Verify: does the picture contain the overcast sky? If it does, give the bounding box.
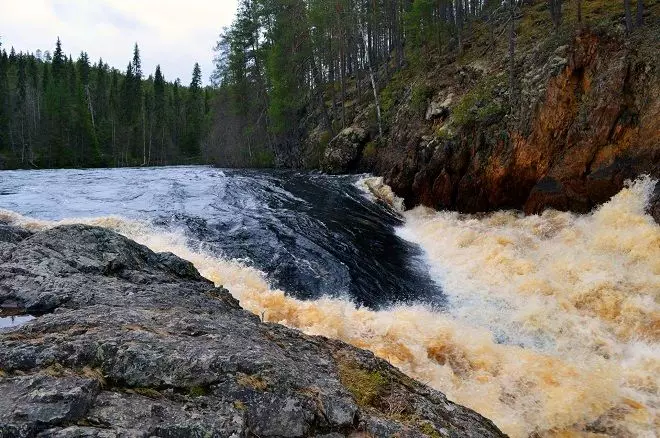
[0,0,238,85]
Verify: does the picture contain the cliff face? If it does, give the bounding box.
[0,223,504,438]
[308,2,659,218]
[370,26,658,216]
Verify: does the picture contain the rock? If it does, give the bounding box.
[648,181,660,224]
[524,177,569,215]
[426,93,454,121]
[321,127,369,174]
[374,30,659,217]
[0,224,505,437]
[0,225,32,244]
[0,375,99,437]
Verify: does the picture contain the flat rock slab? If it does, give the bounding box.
[0,224,505,438]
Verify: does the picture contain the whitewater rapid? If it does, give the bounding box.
[1,176,658,437]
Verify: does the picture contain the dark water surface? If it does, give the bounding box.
[0,166,442,308]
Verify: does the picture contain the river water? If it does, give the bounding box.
[1,166,658,437]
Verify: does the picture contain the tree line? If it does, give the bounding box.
[0,38,210,169]
[206,0,649,167]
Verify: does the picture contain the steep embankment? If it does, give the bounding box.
[0,222,504,437]
[318,2,659,219]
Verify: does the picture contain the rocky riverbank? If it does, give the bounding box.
[314,3,659,220]
[0,223,505,438]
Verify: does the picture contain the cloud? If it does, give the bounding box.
[52,1,143,31]
[0,0,238,84]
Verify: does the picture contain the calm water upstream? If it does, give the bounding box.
[0,166,440,308]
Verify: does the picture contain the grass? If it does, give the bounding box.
[419,421,443,438]
[337,361,387,408]
[236,373,268,391]
[81,366,107,388]
[187,385,210,398]
[43,362,67,377]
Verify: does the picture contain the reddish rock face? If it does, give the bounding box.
[374,30,659,218]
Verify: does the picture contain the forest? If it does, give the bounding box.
[0,0,651,170]
[0,39,209,169]
[206,0,650,168]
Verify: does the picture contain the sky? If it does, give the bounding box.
[0,0,238,85]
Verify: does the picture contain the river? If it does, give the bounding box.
[1,166,658,437]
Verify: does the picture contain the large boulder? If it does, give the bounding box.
[322,127,369,174]
[0,224,505,438]
[425,93,454,121]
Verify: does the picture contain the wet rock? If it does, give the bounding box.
[648,181,660,224]
[524,177,569,215]
[0,224,505,437]
[322,127,369,174]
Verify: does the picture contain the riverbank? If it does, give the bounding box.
[0,221,503,437]
[316,2,659,220]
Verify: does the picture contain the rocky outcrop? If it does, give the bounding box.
[373,27,659,217]
[0,224,504,438]
[322,127,369,174]
[649,181,660,223]
[425,94,454,121]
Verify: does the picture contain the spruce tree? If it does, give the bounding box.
[185,63,203,158]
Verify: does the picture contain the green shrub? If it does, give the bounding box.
[411,83,433,117]
[362,141,378,160]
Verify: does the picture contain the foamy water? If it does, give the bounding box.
[1,177,658,437]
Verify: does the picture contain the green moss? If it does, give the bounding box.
[187,386,210,398]
[451,76,505,127]
[411,83,433,116]
[337,362,387,408]
[435,124,455,141]
[362,141,378,160]
[233,400,247,411]
[419,422,443,438]
[379,70,411,122]
[518,0,627,47]
[132,387,163,399]
[252,149,275,168]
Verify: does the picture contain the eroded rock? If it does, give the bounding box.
[0,224,505,437]
[322,127,369,174]
[426,93,454,121]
